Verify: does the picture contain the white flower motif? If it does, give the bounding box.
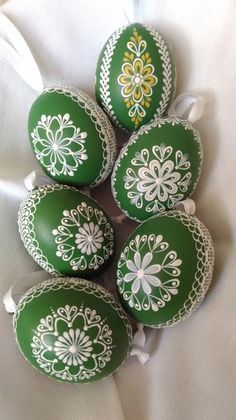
[124,251,162,295]
[30,303,114,382]
[75,222,104,255]
[137,160,181,202]
[117,234,183,312]
[31,113,88,177]
[54,328,93,366]
[123,145,192,214]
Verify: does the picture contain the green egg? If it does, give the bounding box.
[96,23,176,131]
[28,87,116,187]
[13,278,132,383]
[112,117,203,222]
[18,184,115,277]
[117,211,214,327]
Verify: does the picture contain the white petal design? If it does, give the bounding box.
[117,233,182,312]
[31,113,88,177]
[124,143,192,213]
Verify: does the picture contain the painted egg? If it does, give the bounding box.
[18,184,115,277]
[95,23,176,131]
[117,211,214,327]
[28,87,117,188]
[112,117,203,222]
[13,277,132,383]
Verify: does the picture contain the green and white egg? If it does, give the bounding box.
[117,211,214,327]
[95,23,176,131]
[112,117,203,222]
[18,184,115,277]
[13,277,132,383]
[28,87,116,187]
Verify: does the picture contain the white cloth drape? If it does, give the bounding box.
[0,0,235,419]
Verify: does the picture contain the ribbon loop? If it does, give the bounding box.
[130,323,150,364]
[174,198,196,216]
[3,270,50,314]
[123,0,143,24]
[0,12,44,91]
[168,93,205,124]
[24,170,57,191]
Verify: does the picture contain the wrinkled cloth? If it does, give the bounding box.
[0,0,236,419]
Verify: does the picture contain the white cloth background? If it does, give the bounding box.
[0,0,235,419]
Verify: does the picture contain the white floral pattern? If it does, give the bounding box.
[31,113,88,177]
[124,252,161,295]
[124,144,192,214]
[52,202,114,272]
[117,233,182,312]
[31,304,113,382]
[75,222,104,255]
[54,328,93,366]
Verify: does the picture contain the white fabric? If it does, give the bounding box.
[0,12,43,91]
[0,0,235,419]
[168,93,205,124]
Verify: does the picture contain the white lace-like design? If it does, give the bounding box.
[31,304,113,382]
[14,279,133,382]
[75,222,104,255]
[52,202,114,272]
[124,144,192,213]
[54,328,93,366]
[31,113,88,177]
[117,233,182,312]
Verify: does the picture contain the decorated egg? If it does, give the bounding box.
[95,23,176,131]
[18,184,115,277]
[13,277,132,383]
[117,211,214,327]
[28,87,117,188]
[112,117,203,222]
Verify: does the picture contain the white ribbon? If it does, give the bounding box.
[0,12,44,92]
[3,270,50,314]
[123,0,143,24]
[130,323,150,364]
[174,198,196,216]
[24,170,57,191]
[168,93,205,124]
[111,213,127,224]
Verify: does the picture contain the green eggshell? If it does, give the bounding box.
[112,117,203,222]
[117,211,214,327]
[13,278,132,383]
[18,184,115,277]
[28,87,116,188]
[95,23,176,131]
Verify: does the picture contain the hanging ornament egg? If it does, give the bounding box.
[112,117,203,222]
[28,87,117,188]
[117,211,214,327]
[18,184,115,277]
[95,23,176,131]
[13,277,132,383]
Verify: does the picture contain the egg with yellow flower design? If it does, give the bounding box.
[95,23,176,131]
